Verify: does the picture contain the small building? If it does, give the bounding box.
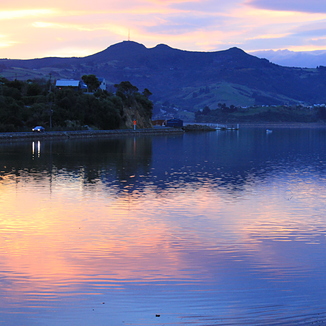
[152,119,166,126]
[55,79,82,89]
[56,77,107,92]
[166,118,183,128]
[98,78,106,91]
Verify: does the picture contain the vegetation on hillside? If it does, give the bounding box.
[0,77,153,132]
[195,103,326,123]
[4,42,326,121]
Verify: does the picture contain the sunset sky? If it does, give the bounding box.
[2,0,326,59]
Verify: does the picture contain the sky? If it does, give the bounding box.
[2,0,326,59]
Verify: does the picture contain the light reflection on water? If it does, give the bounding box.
[0,128,326,325]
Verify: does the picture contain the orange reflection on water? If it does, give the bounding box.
[0,172,324,303]
[0,178,207,301]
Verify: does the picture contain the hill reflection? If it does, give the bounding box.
[1,128,326,197]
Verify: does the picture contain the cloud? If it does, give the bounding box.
[0,9,54,20]
[247,0,326,14]
[2,0,326,58]
[0,0,134,9]
[0,36,16,49]
[143,13,227,35]
[172,0,242,13]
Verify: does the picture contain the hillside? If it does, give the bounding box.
[1,41,326,119]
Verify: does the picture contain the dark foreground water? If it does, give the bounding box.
[0,127,326,325]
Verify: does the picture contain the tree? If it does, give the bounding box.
[82,74,101,92]
[114,81,139,106]
[114,81,139,97]
[0,77,153,131]
[202,106,211,115]
[142,88,152,98]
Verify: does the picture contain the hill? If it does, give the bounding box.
[251,49,326,68]
[1,41,326,119]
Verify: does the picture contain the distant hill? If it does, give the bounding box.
[251,49,326,68]
[2,41,326,119]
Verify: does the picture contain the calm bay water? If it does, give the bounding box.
[0,127,326,325]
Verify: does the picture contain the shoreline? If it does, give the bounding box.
[234,122,326,128]
[0,127,185,142]
[1,122,325,143]
[186,122,326,129]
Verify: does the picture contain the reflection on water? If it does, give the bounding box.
[31,141,41,159]
[1,128,326,325]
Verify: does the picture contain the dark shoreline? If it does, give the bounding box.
[186,122,326,129]
[0,127,185,142]
[238,122,326,128]
[1,122,326,143]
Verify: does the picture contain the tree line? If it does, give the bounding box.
[0,76,153,132]
[195,103,326,123]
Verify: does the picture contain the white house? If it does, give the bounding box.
[98,78,106,91]
[55,78,106,91]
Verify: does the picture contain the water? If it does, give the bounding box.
[0,127,326,325]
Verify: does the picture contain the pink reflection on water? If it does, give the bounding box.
[0,167,325,325]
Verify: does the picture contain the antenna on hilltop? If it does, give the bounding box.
[128,29,130,41]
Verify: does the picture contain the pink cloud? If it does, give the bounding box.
[1,0,326,58]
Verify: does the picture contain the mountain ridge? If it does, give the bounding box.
[1,41,326,119]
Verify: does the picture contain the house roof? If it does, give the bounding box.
[55,79,80,87]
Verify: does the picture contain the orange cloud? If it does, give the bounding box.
[1,0,326,59]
